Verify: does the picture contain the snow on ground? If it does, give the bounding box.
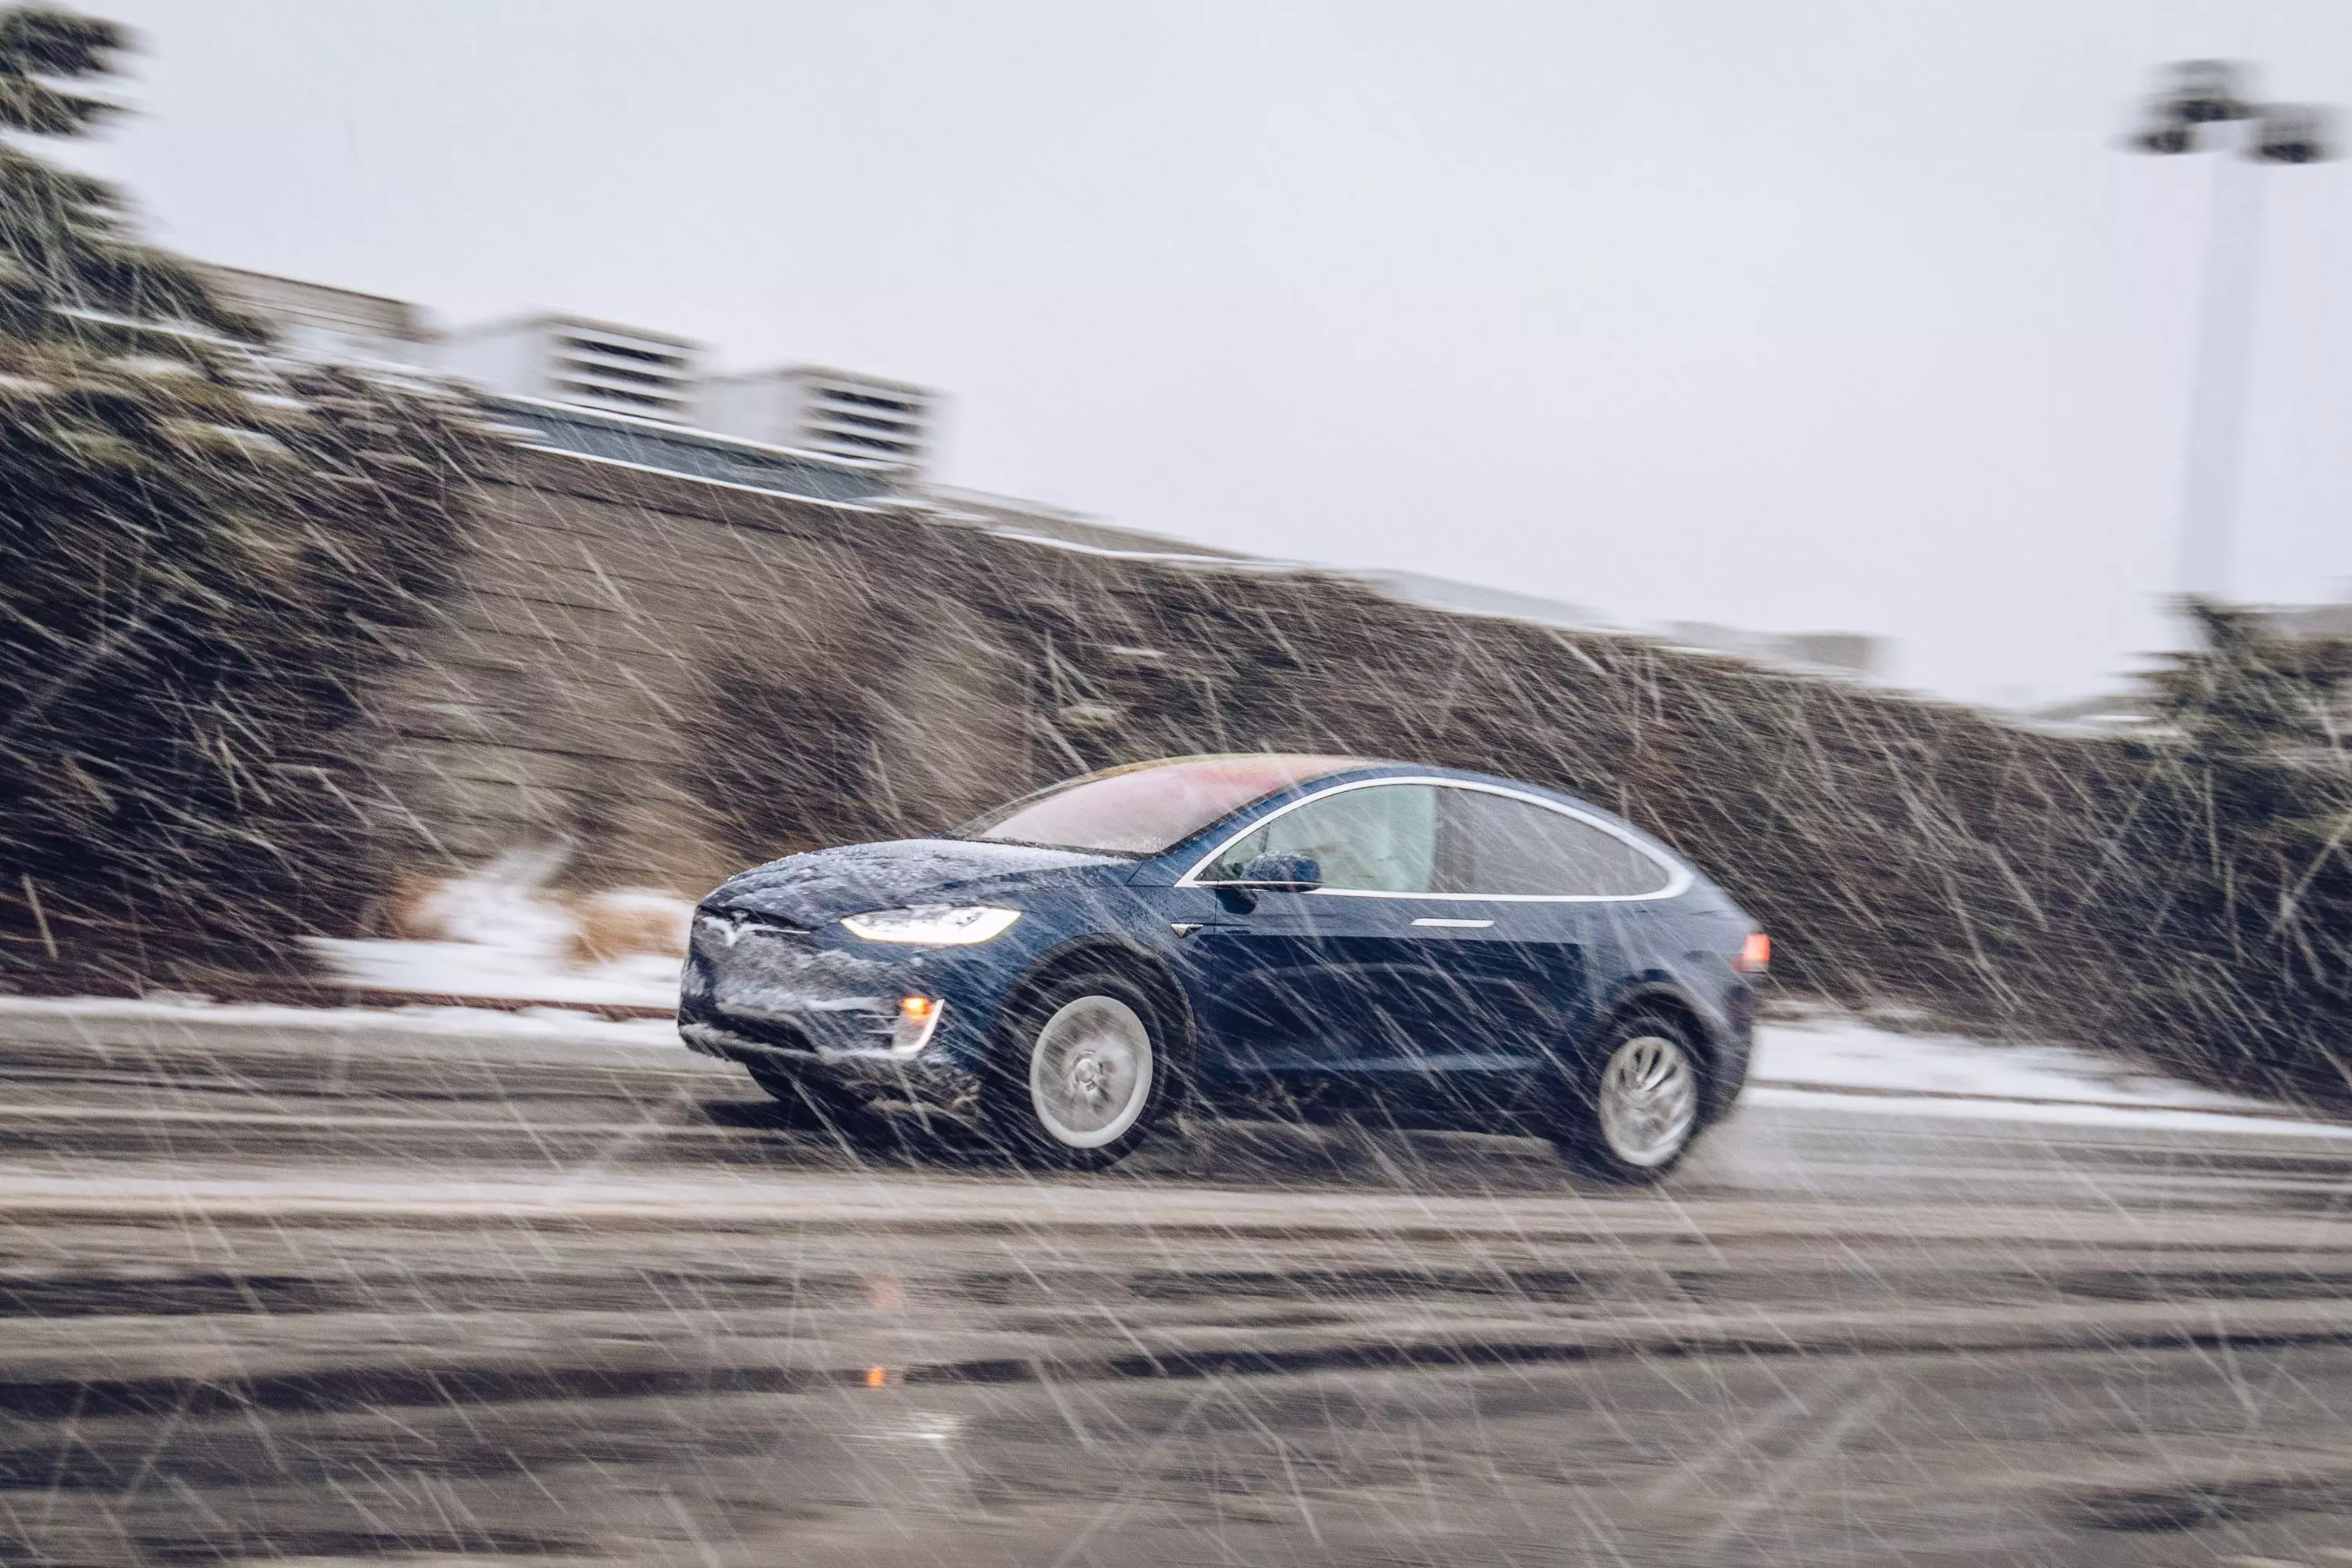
[305,851,691,1007]
[1750,1009,2350,1134]
[1743,1083,2352,1138]
[0,992,682,1046]
[1752,1011,2278,1112]
[308,936,681,1007]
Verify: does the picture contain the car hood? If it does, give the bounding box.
[705,838,1134,925]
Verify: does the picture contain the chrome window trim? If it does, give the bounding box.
[1176,776,1694,902]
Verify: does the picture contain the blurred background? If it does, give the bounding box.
[67,0,2352,710]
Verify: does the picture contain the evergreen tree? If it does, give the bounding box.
[0,5,492,987]
[2122,599,2352,1098]
[2144,599,2352,759]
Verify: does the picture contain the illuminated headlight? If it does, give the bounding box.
[839,905,1022,945]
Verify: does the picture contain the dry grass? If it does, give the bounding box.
[562,891,691,968]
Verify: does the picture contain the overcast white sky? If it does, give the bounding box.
[76,1,2352,706]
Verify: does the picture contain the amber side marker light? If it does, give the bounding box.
[1737,933,1772,974]
[890,996,946,1057]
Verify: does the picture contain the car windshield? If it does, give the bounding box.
[955,754,1372,855]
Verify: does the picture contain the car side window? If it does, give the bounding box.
[1436,788,1671,897]
[1200,784,1439,893]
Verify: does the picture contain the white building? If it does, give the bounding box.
[702,365,934,474]
[201,264,430,369]
[438,314,701,424]
[1663,622,1883,678]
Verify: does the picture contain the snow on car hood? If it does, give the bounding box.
[705,837,1132,924]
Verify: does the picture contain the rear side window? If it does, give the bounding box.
[1200,783,1438,893]
[1436,789,1671,897]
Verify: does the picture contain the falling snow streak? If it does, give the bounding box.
[5,8,2352,1566]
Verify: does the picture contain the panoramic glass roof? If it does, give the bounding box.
[956,753,1375,855]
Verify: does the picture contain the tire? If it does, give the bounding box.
[984,971,1174,1170]
[1550,1011,1705,1183]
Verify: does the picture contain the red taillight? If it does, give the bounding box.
[1737,932,1771,974]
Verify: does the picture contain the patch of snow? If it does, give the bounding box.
[307,937,681,1007]
[1746,1085,2352,1139]
[1751,1014,2278,1113]
[1747,1011,2349,1138]
[0,992,681,1045]
[392,851,579,949]
[306,850,691,1007]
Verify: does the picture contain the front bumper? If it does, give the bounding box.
[679,1011,985,1112]
[678,909,993,1111]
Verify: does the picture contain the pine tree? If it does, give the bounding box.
[2122,599,2352,1098]
[0,5,493,988]
[0,11,265,354]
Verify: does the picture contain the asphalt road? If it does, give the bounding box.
[3,1004,2352,1566]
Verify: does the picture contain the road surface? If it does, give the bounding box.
[2,1002,2350,1566]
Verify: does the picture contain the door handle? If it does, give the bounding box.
[1412,917,1493,928]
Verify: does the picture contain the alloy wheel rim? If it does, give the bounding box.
[1029,996,1154,1149]
[1596,1033,1697,1167]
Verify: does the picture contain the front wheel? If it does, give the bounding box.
[985,973,1174,1170]
[1551,1014,1704,1182]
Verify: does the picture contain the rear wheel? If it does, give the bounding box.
[985,972,1174,1170]
[1551,1013,1704,1182]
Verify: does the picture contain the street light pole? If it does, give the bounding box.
[2129,62,2336,602]
[2176,137,2265,599]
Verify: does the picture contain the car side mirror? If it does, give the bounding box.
[1234,851,1323,891]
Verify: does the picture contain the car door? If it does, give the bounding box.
[1419,786,1679,1071]
[1179,782,1452,1073]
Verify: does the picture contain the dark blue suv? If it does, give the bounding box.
[681,754,1766,1180]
